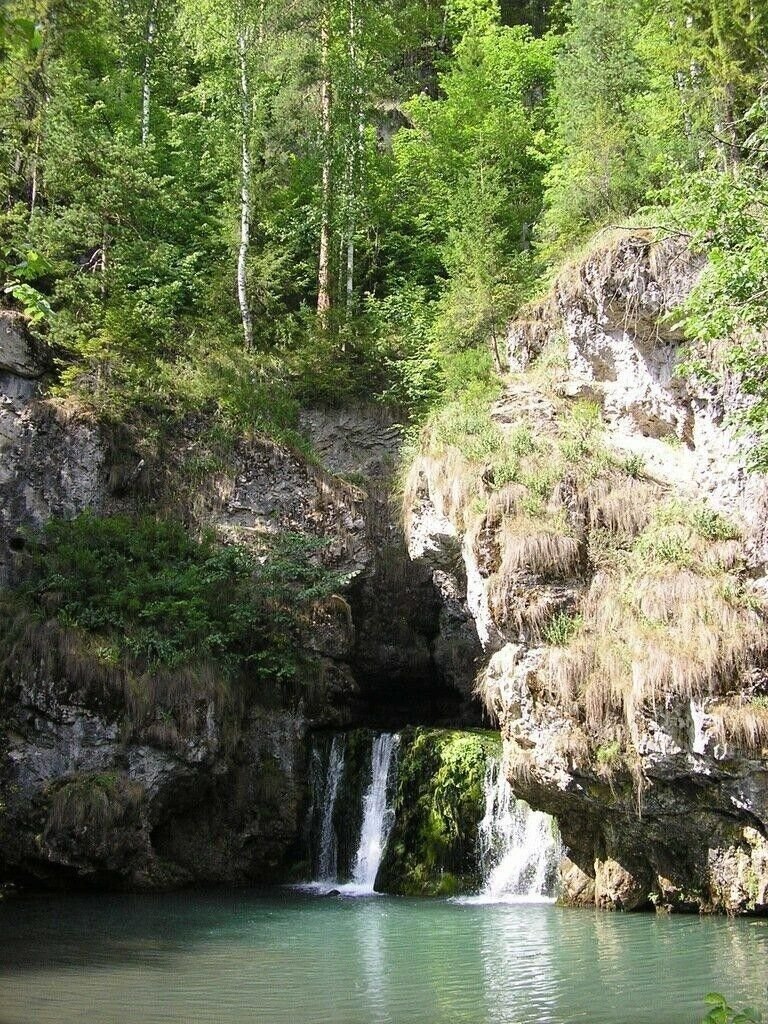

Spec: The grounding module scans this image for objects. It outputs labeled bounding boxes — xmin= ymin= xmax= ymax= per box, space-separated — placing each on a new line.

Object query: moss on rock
xmin=376 ymin=727 xmax=500 ymax=896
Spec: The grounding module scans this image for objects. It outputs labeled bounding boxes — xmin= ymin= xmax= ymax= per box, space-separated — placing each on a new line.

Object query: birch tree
xmin=316 ymin=0 xmax=333 ymax=324
xmin=141 ymin=0 xmax=159 ymax=145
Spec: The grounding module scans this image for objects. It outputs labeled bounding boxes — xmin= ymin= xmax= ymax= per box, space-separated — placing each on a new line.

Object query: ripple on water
xmin=0 ymin=891 xmax=766 ymax=1024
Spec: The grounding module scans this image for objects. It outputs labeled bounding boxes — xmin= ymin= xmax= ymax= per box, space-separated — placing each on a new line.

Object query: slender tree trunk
xmin=317 ymin=1 xmax=333 ymax=324
xmin=141 ymin=0 xmax=158 ymax=146
xmin=709 ymin=0 xmax=740 ymax=171
xmin=344 ymin=0 xmax=362 ymax=316
xmin=237 ymin=26 xmax=254 ymax=349
xmin=29 ymin=131 xmax=40 ymax=214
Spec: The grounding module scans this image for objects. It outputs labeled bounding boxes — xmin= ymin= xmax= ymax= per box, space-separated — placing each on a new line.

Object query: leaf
xmin=702 ymin=1010 xmax=730 ymax=1024
xmin=733 ymin=1010 xmax=763 ymax=1024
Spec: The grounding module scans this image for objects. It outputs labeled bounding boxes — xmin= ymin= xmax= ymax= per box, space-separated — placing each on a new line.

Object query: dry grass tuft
xmin=46 ymin=772 xmax=144 ymax=836
xmin=506 ymin=744 xmax=534 ymax=786
xmin=542 ymin=563 xmax=768 ymax=741
xmin=710 ymin=702 xmax=768 ymax=756
xmin=587 ymin=477 xmax=663 ymax=540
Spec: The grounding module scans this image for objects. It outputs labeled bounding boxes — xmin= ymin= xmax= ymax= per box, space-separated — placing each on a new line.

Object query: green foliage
xmin=671 ymin=157 xmax=768 ymax=470
xmin=20 ymin=513 xmax=343 ymax=682
xmin=1 ymin=0 xmax=766 ymax=466
xmin=595 ymin=740 xmax=621 ymax=767
xmin=701 ymin=993 xmax=763 ymax=1024
xmin=619 ymin=453 xmax=645 ymax=479
xmin=542 ymin=611 xmax=582 ymax=646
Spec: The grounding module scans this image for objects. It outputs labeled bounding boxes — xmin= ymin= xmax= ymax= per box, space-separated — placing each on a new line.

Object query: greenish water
xmin=0 ymin=890 xmax=766 ymax=1024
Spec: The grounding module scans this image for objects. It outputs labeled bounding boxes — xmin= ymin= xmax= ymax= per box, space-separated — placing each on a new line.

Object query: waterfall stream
xmin=306 ymin=732 xmax=398 ymax=895
xmin=316 ymin=734 xmax=345 ymax=883
xmin=473 ymin=758 xmax=561 ymax=903
xmin=347 ymin=733 xmax=399 ymax=893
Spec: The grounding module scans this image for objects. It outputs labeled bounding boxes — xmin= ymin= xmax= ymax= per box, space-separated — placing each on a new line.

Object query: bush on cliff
xmin=12 ymin=512 xmax=343 ymax=684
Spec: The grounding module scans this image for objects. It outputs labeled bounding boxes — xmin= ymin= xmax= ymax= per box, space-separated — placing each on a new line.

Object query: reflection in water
xmin=356 ymin=899 xmax=388 ymax=1021
xmin=0 ymin=891 xmax=766 ymax=1024
xmin=480 ymin=905 xmax=558 ymax=1024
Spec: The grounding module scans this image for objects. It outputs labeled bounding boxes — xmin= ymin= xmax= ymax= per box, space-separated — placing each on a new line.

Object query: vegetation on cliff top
xmin=2 ymin=0 xmax=765 ymax=446
xmin=1 ymin=0 xmax=767 ymax=791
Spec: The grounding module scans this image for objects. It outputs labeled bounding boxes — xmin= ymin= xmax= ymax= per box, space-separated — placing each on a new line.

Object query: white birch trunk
xmin=141 ymin=0 xmax=158 ymax=146
xmin=317 ymin=3 xmax=333 ymax=323
xmin=237 ymin=26 xmax=254 ymax=349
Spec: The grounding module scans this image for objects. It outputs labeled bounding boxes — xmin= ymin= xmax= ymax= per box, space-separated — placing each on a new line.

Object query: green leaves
xmin=22 ymin=513 xmax=345 ymax=683
xmin=702 ymin=993 xmax=763 ymax=1024
xmin=0 ymin=248 xmax=55 ymax=323
xmin=672 ymin=164 xmax=768 ymax=470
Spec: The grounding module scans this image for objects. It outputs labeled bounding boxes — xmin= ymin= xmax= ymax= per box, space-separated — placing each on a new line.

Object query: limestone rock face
xmin=0 ymin=318 xmax=463 ymax=888
xmin=406 ymin=233 xmax=768 ymax=914
xmin=507 ymin=234 xmax=768 ymax=565
xmin=0 ymin=312 xmax=44 ymax=378
xmin=1 ymin=655 xmax=306 ymax=887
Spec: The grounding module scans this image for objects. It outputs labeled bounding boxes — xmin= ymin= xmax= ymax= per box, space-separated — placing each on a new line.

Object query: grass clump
xmin=46 ymin=772 xmax=144 ymax=837
xmin=542 ymin=612 xmax=582 ymax=646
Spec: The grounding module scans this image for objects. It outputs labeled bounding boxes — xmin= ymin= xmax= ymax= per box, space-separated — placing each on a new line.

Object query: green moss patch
xmin=377 ymin=728 xmax=500 ymax=896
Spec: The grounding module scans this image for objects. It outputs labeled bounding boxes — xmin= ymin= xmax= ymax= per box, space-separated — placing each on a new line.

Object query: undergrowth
xmin=0 ymin=513 xmax=348 ymax=742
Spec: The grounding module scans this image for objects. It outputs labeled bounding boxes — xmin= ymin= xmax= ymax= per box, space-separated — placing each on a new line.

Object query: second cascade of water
xmin=475 ymin=757 xmax=562 ymax=903
xmin=346 ymin=732 xmax=399 ymax=894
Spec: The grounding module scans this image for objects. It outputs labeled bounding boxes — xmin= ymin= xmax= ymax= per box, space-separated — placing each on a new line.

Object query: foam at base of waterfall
xmin=475 ymin=758 xmax=562 ymax=903
xmin=451 ymin=892 xmax=557 ymax=906
xmin=289 ymin=882 xmax=386 ymax=898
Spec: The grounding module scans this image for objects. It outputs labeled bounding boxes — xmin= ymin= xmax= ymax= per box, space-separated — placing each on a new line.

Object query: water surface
xmin=0 ymin=889 xmax=766 ymax=1024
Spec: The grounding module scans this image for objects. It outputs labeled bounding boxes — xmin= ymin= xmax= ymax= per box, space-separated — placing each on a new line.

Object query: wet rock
xmin=595 ymin=858 xmax=651 ymax=911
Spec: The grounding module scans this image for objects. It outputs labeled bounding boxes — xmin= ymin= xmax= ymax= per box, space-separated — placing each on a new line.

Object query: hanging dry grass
xmin=402 ymin=452 xmax=483 ymax=533
xmin=0 ymin=602 xmax=233 ymax=748
xmin=46 ymin=772 xmax=144 ymax=837
xmin=710 ymin=702 xmax=768 ymax=756
xmin=587 ymin=477 xmax=663 ymax=539
xmin=485 ymin=483 xmax=529 ymax=527
xmin=541 ymin=561 xmax=768 ymax=742
xmin=497 ymin=526 xmax=581 ymax=580
xmin=506 ymin=744 xmax=534 ymax=786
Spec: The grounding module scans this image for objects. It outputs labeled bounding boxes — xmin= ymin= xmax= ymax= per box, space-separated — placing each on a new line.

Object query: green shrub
xmin=701 ymin=993 xmax=763 ymax=1024
xmin=19 ymin=513 xmax=344 ymax=682
xmin=543 ymin=611 xmax=582 ymax=646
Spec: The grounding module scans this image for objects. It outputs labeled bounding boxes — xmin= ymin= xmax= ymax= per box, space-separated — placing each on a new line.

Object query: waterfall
xmin=347 ymin=733 xmax=399 ymax=893
xmin=475 ymin=758 xmax=561 ymax=902
xmin=316 ymin=734 xmax=345 ymax=883
xmin=304 ymin=732 xmax=398 ymax=895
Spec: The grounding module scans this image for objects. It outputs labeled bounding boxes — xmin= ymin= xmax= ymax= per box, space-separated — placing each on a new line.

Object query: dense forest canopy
xmin=1 ymin=0 xmax=767 ymax=451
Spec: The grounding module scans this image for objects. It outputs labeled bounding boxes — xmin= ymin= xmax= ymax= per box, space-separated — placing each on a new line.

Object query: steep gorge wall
xmin=405 ymin=232 xmax=768 ymax=913
xmin=0 ymin=315 xmax=469 ymax=890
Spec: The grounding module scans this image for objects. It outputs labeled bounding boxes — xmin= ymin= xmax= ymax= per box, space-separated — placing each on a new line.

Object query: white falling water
xmin=317 ymin=734 xmax=346 ymax=883
xmin=344 ymin=732 xmax=399 ymax=895
xmin=475 ymin=758 xmax=561 ymax=903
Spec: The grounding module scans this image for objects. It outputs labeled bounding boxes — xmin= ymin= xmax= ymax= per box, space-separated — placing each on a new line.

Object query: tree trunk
xmin=141 ymin=0 xmax=158 ymax=146
xmin=344 ymin=0 xmax=361 ymax=316
xmin=237 ymin=26 xmax=254 ymax=349
xmin=317 ymin=2 xmax=333 ymax=324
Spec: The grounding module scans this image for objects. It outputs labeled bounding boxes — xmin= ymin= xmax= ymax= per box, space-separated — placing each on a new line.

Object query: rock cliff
xmin=405 ymin=231 xmax=768 ymax=913
xmin=0 ymin=312 xmax=465 ymax=890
